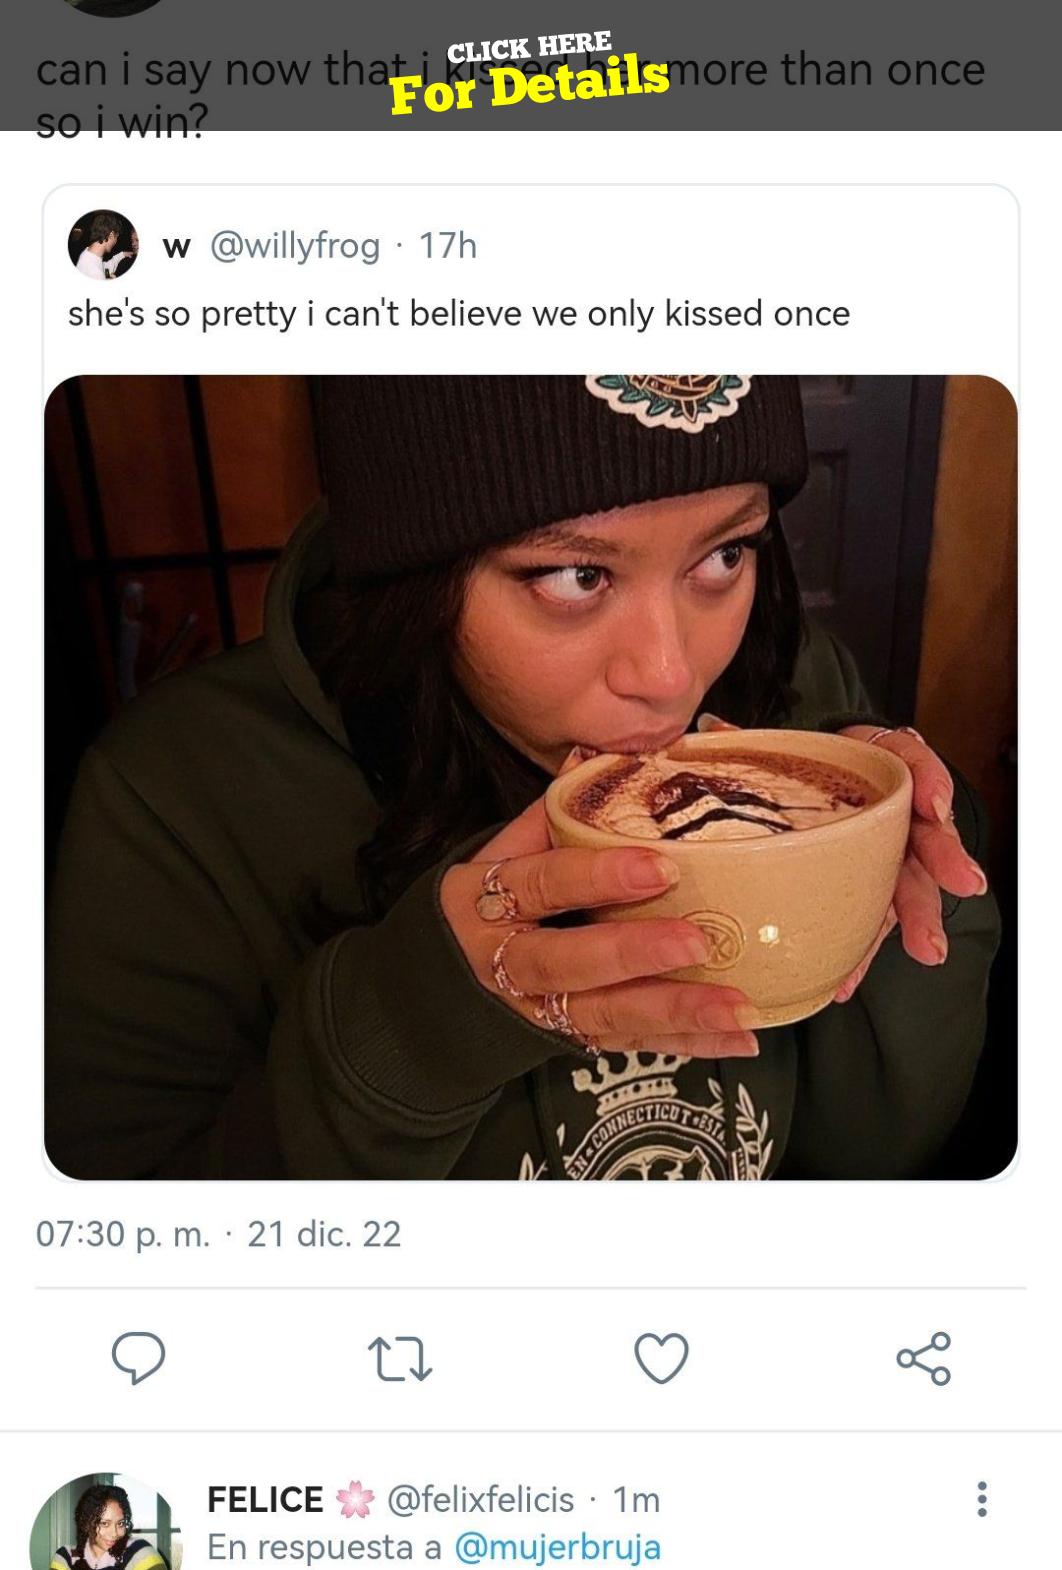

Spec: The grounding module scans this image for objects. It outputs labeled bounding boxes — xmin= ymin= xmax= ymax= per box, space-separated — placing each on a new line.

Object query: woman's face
xmin=454 ymin=482 xmax=769 ymax=774
xmin=90 ymin=1501 xmax=128 ymax=1554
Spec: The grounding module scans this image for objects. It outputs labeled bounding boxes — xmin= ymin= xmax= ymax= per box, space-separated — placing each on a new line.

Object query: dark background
xmin=44 ymin=374 xmax=1017 ymax=1176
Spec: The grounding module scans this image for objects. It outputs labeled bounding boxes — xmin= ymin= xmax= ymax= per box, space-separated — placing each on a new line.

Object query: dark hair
xmin=74 ymin=1486 xmax=132 ymax=1554
xmin=301 ymin=509 xmax=805 ymax=918
xmin=89 ymin=212 xmax=121 ymax=245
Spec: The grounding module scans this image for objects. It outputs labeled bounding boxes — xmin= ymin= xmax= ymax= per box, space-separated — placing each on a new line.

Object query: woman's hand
xmin=833 ymin=726 xmax=989 ymax=1001
xmin=439 ymin=782 xmax=758 ymax=1061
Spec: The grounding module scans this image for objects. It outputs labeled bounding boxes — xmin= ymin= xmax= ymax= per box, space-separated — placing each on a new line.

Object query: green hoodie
xmin=45 ymin=506 xmax=1002 ymax=1181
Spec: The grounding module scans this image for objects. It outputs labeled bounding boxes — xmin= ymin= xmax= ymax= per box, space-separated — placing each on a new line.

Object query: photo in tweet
xmin=44 ymin=373 xmax=1015 ymax=1181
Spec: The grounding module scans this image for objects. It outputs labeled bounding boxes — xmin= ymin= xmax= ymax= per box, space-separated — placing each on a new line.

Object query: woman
xmin=52 ymin=1485 xmax=163 ymax=1570
xmin=45 ymin=375 xmax=1000 ymax=1180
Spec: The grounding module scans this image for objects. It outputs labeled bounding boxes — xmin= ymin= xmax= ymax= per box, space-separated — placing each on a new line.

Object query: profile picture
xmin=68 ymin=210 xmax=139 ymax=281
xmin=30 ymin=1475 xmax=181 ymax=1570
xmin=64 ymin=0 xmax=166 ymax=15
xmin=43 ymin=374 xmax=1015 ymax=1182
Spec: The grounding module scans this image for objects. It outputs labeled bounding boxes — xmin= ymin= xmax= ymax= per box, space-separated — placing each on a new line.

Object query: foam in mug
xmin=571 ymin=750 xmax=881 ymax=842
xmin=545 ymin=730 xmax=912 ymax=1029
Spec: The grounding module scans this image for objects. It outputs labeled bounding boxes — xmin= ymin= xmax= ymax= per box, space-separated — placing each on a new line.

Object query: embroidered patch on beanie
xmin=585 ymin=374 xmax=752 ymax=431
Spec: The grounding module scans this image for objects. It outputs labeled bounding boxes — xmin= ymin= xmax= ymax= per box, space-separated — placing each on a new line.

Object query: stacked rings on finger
xmin=489 ymin=937 xmax=599 ymax=1056
xmin=475 ymin=859 xmax=522 ymax=923
xmin=533 ymin=992 xmax=598 ymax=1054
xmin=485 ymin=896 xmax=601 ymax=1059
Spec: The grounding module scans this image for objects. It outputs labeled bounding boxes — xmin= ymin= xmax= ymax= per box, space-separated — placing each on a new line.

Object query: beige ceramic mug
xmin=545 ymin=729 xmax=912 ymax=1029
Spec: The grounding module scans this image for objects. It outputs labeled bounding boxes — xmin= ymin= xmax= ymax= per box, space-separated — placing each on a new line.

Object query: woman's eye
xmin=532 ymin=565 xmax=608 ymax=603
xmin=692 ymin=537 xmax=753 ymax=586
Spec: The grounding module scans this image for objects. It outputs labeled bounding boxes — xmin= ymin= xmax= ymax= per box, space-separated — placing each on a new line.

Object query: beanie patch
xmin=585 ymin=374 xmax=752 ymax=432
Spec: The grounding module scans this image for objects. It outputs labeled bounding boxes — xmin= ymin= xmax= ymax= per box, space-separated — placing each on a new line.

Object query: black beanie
xmin=320 ymin=375 xmax=808 ymax=581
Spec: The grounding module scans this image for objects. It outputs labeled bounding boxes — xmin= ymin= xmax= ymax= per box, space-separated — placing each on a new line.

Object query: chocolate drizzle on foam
xmin=651 ymin=771 xmax=800 ymax=837
xmin=571 ymin=750 xmax=879 ymax=843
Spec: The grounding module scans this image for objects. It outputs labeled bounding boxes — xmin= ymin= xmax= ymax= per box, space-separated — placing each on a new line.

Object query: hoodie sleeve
xmin=46 ymin=746 xmax=562 ymax=1180
xmin=778 ymin=761 xmax=1003 ymax=1178
xmin=47 ymin=745 xmax=286 ymax=1179
xmin=266 ymin=838 xmax=577 ymax=1179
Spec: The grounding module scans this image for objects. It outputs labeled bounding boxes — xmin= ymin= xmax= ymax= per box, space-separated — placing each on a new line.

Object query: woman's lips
xmin=584 ymin=726 xmax=689 ymax=754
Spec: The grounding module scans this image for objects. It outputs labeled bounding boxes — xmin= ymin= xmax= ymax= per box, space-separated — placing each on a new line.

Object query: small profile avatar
xmin=65 ymin=0 xmax=166 ymax=15
xmin=31 ymin=1478 xmax=180 ymax=1570
xmin=69 ymin=211 xmax=139 ymax=282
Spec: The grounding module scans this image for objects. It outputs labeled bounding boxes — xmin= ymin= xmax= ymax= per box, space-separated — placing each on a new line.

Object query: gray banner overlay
xmin=9 ymin=0 xmax=1060 ymax=133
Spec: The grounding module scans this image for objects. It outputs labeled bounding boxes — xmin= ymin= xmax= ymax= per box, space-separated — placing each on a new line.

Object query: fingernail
xmin=834 ymin=981 xmax=853 ymax=1004
xmin=696 ymin=712 xmax=737 ymax=732
xmin=560 ymin=744 xmax=597 ymax=774
xmin=624 ymin=854 xmax=681 ymax=892
xmin=731 ymin=1031 xmax=760 ymax=1056
xmin=701 ymin=1003 xmax=755 ymax=1032
xmin=969 ymin=864 xmax=988 ymax=895
xmin=931 ymin=793 xmax=953 ymax=824
xmin=930 ymin=932 xmax=948 ymax=964
xmin=652 ymin=932 xmax=708 ymax=969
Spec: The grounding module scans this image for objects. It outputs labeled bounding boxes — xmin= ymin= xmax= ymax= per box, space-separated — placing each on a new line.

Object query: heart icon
xmin=634 ymin=1332 xmax=689 ymax=1385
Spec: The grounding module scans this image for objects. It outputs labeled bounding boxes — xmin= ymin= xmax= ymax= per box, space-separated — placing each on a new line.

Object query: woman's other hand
xmin=833 ymin=726 xmax=989 ymax=1002
xmin=439 ymin=750 xmax=758 ymax=1060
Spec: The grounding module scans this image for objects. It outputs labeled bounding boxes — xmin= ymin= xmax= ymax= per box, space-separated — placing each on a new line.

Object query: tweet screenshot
xmin=1 ymin=0 xmax=1055 ymax=1563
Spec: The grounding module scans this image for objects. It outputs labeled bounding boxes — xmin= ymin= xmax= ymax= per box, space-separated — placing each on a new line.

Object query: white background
xmin=3 ymin=127 xmax=1056 ymax=1556
xmin=42 ymin=183 xmax=1015 ymax=382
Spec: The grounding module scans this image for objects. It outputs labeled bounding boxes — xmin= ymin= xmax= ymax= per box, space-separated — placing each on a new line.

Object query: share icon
xmin=896 ymin=1330 xmax=952 ymax=1386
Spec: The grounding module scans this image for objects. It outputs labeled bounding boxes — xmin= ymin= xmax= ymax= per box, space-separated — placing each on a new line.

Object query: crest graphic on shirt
xmin=518 ymin=1052 xmax=772 ymax=1182
xmin=585 ymin=374 xmax=752 ymax=432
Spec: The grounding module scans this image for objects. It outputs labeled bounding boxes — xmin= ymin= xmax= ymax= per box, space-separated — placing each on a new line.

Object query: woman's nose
xmin=605 ymin=600 xmax=696 ymax=705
